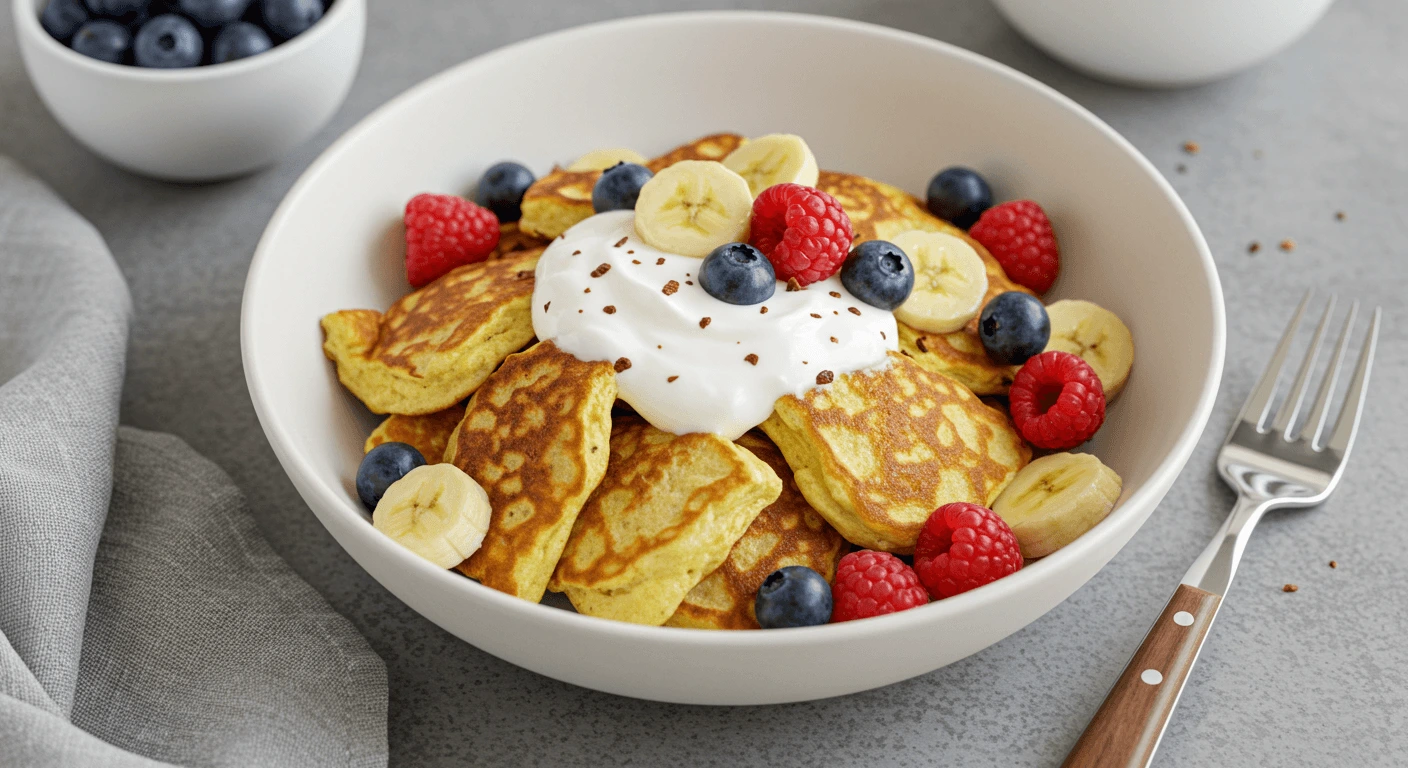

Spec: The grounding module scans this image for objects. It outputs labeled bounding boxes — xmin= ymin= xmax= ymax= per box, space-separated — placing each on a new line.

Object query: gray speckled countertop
xmin=3 ymin=1 xmax=1405 ymax=765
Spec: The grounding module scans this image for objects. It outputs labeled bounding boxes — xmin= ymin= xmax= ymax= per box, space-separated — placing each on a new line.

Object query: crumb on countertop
xmin=1283 ymin=584 xmax=1299 ymax=593
xmin=1248 ymin=241 xmax=1261 ymax=254
xmin=1335 ymin=211 xmax=1346 ymax=221
xmin=1279 ymin=239 xmax=1296 ymax=252
xmin=1182 ymin=141 xmax=1200 ymax=154
xmin=1329 ymin=560 xmax=1338 ymax=569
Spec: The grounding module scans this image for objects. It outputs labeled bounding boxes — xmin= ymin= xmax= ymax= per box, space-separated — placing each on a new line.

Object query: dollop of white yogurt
xmin=531 ymin=211 xmax=897 ymax=439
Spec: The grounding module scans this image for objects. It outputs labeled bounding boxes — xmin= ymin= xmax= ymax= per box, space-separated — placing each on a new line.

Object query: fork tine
xmin=1326 ymin=307 xmax=1380 ymax=454
xmin=1305 ymin=302 xmax=1358 ymax=448
xmin=1272 ymin=295 xmax=1336 ymax=438
xmin=1238 ymin=291 xmax=1310 ymax=430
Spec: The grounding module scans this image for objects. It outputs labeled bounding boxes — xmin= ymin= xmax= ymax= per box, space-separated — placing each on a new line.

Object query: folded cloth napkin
xmin=0 ymin=157 xmax=387 ymax=767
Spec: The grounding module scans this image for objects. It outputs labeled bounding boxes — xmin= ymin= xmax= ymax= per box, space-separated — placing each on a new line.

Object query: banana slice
xmin=891 ymin=230 xmax=989 ymax=333
xmin=567 ymin=148 xmax=648 ymax=172
xmin=992 ymin=452 xmax=1122 ymax=559
xmin=633 ymin=160 xmax=753 ymax=258
xmin=722 ymin=134 xmax=820 ymax=196
xmin=372 ymin=464 xmax=492 ymax=568
xmin=1045 ymin=299 xmax=1135 ymax=398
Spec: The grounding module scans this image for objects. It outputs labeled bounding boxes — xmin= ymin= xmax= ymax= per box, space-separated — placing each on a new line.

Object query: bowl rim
xmin=241 ymin=10 xmax=1226 ymax=648
xmin=13 ymin=0 xmax=361 ymax=80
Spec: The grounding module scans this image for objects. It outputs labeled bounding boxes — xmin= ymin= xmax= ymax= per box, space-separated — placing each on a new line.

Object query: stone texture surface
xmin=2 ymin=1 xmax=1405 ymax=765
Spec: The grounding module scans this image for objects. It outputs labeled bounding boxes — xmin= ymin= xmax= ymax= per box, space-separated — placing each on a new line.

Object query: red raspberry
xmin=830 ymin=550 xmax=929 ymax=622
xmin=1009 ymin=350 xmax=1106 ymax=450
xmin=914 ymin=503 xmax=1023 ymax=599
xmin=748 ymin=183 xmax=853 ymax=286
xmin=403 ymin=193 xmax=500 ymax=287
xmin=968 ymin=200 xmax=1060 ymax=294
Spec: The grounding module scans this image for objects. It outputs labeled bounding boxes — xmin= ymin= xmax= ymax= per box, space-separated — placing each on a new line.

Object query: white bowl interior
xmin=242 ymin=12 xmax=1223 ymax=704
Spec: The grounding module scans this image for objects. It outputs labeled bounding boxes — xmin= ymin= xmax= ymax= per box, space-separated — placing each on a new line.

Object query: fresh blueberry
xmin=132 ymin=14 xmax=201 ymax=67
xmin=592 ymin=162 xmax=653 ymax=213
xmin=69 ymin=20 xmax=130 ymax=63
xmin=261 ymin=0 xmax=322 ymax=39
xmin=83 ymin=0 xmax=148 ymax=22
xmin=978 ymin=291 xmax=1051 ymax=365
xmin=840 ymin=239 xmax=914 ymax=310
xmin=356 ymin=442 xmax=426 ymax=511
xmin=755 ymin=566 xmax=833 ymax=629
xmin=212 ymin=21 xmax=271 ymax=63
xmin=177 ymin=0 xmax=251 ymax=27
xmin=699 ymin=243 xmax=776 ymax=306
xmin=926 ymin=167 xmax=993 ymax=230
xmin=41 ymin=0 xmax=89 ymax=42
xmin=475 ymin=161 xmax=535 ymax=223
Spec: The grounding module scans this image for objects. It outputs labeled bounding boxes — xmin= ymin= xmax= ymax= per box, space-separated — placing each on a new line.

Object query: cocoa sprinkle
xmin=613 ymin=237 xmax=628 ymax=247
xmin=830 ymin=337 xmax=838 ymax=344
xmin=787 ymin=277 xmax=803 ymax=292
xmin=915 ymin=336 xmax=928 ymax=353
xmin=816 ymin=370 xmax=834 ymax=385
xmin=572 ymin=250 xmax=581 ymax=256
xmin=667 ymin=375 xmax=678 ymax=383
xmin=829 ymin=291 xmax=841 ymax=298
xmin=744 ymin=353 xmax=758 ymax=365
xmin=516 ymin=270 xmax=533 ymax=280
xmin=591 ymin=263 xmax=611 ymax=277
xmin=848 ymin=307 xmax=862 ymax=316
xmin=760 ymin=306 xmax=769 ymax=314
xmin=603 ymin=305 xmax=616 ymax=314
xmin=656 ymin=258 xmax=666 ymax=265
xmin=699 ymin=317 xmax=711 ymax=329
xmin=613 ymin=357 xmax=631 ymax=372
xmin=662 ymin=280 xmax=679 ymax=295
xmin=543 ymin=302 xmax=551 ymax=312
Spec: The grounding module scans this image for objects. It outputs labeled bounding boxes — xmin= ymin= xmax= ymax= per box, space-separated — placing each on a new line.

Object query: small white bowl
xmin=13 ymin=0 xmax=365 ymax=181
xmin=242 ymin=11 xmax=1225 ymax=704
xmin=991 ymin=0 xmax=1336 ymax=87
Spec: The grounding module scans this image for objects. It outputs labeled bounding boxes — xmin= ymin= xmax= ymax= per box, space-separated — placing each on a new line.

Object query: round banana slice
xmin=567 ymin=148 xmax=648 ymax=172
xmin=1044 ymin=299 xmax=1135 ymax=398
xmin=633 ymin=160 xmax=754 ymax=258
xmin=891 ymin=230 xmax=989 ymax=334
xmin=722 ymin=134 xmax=819 ymax=196
xmin=992 ymin=452 xmax=1122 ymax=559
xmin=372 ymin=464 xmax=492 ymax=568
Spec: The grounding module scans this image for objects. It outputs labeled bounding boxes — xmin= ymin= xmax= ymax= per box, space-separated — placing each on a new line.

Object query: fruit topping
xmin=1009 ymin=350 xmax=1106 ymax=450
xmin=748 ymin=183 xmax=852 ymax=286
xmin=69 ymin=19 xmax=129 ymax=63
xmin=403 ymin=193 xmax=500 ymax=287
xmin=968 ymin=200 xmax=1060 ymax=294
xmin=914 ymin=502 xmax=1023 ymax=599
xmin=830 ymin=550 xmax=929 ymax=622
xmin=991 ymin=453 xmax=1122 ymax=558
xmin=839 ymin=240 xmax=914 ymax=310
xmin=699 ymin=242 xmax=776 ymax=305
xmin=754 ymin=565 xmax=834 ymax=628
xmin=722 ymin=134 xmax=819 ymax=197
xmin=568 ymin=147 xmax=648 ymax=172
xmin=372 ymin=463 xmax=491 ymax=568
xmin=891 ymin=230 xmax=989 ymax=333
xmin=261 ymin=0 xmax=322 ymax=39
xmin=475 ymin=161 xmax=536 ymax=223
xmin=41 ymin=0 xmax=88 ymax=42
xmin=133 ymin=14 xmax=203 ymax=68
xmin=177 ymin=0 xmax=250 ymax=28
xmin=926 ymin=167 xmax=993 ymax=229
xmin=634 ymin=160 xmax=753 ymax=258
xmin=211 ymin=21 xmax=271 ymax=63
xmin=356 ymin=441 xmax=426 ymax=511
xmin=1043 ymin=299 xmax=1135 ymax=398
xmin=978 ymin=291 xmax=1050 ymax=365
xmin=592 ymin=162 xmax=654 ymax=213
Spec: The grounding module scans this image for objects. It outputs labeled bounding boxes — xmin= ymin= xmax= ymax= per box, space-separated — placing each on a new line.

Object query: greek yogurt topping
xmin=531 ymin=211 xmax=897 ymax=439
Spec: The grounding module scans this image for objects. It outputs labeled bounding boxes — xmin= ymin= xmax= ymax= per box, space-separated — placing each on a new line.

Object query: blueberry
xmin=82 ymin=0 xmax=148 ymax=22
xmin=41 ymin=0 xmax=89 ymax=42
xmin=755 ymin=566 xmax=833 ymax=629
xmin=840 ymin=240 xmax=914 ymax=310
xmin=132 ymin=14 xmax=201 ymax=67
xmin=699 ymin=243 xmax=776 ymax=306
xmin=212 ymin=21 xmax=271 ymax=63
xmin=261 ymin=0 xmax=322 ymax=39
xmin=69 ymin=20 xmax=130 ymax=63
xmin=926 ymin=167 xmax=993 ymax=230
xmin=356 ymin=442 xmax=426 ymax=511
xmin=592 ymin=162 xmax=653 ymax=213
xmin=177 ymin=0 xmax=251 ymax=27
xmin=475 ymin=161 xmax=535 ymax=223
xmin=978 ymin=291 xmax=1050 ymax=365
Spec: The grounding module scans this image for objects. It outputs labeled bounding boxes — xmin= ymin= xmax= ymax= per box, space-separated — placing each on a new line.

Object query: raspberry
xmin=403 ymin=193 xmax=500 ymax=287
xmin=968 ymin=200 xmax=1060 ymax=294
xmin=748 ymin=183 xmax=853 ymax=286
xmin=914 ymin=503 xmax=1023 ymax=599
xmin=1009 ymin=350 xmax=1106 ymax=450
xmin=830 ymin=550 xmax=929 ymax=622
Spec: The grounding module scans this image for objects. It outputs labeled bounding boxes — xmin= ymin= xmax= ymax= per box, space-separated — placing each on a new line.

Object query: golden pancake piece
xmin=761 ymin=352 xmax=1030 ymax=553
xmin=816 ymin=171 xmax=1031 ymax=395
xmin=364 ymin=405 xmax=465 ymax=464
xmin=667 ymin=432 xmax=849 ymax=630
xmin=519 ymin=133 xmax=747 ymax=239
xmin=550 ymin=417 xmax=781 ymax=626
xmin=321 ymin=252 xmax=538 ymax=415
xmin=446 ymin=341 xmax=616 ymax=603
xmin=490 ymin=222 xmax=550 ymax=261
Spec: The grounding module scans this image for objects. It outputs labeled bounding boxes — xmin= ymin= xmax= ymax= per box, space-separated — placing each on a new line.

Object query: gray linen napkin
xmin=0 ymin=156 xmax=388 ymax=767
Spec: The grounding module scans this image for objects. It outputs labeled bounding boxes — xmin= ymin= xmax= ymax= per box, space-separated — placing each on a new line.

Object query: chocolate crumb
xmin=667 ymin=375 xmax=679 ymax=383
xmin=657 ymin=345 xmax=662 ymax=349
xmin=516 ymin=270 xmax=533 ymax=280
xmin=830 ymin=336 xmax=838 ymax=344
xmin=829 ymin=291 xmax=841 ymax=298
xmin=1282 ymin=583 xmax=1298 ymax=593
xmin=848 ymin=307 xmax=862 ymax=316
xmin=816 ymin=370 xmax=834 ymax=385
xmin=1279 ymin=239 xmax=1296 ymax=252
xmin=1335 ymin=211 xmax=1346 ymax=221
xmin=810 ymin=313 xmax=822 ymax=319
xmin=802 ymin=361 xmax=808 ymax=364
xmin=699 ymin=317 xmax=711 ymax=329
xmin=662 ymin=280 xmax=679 ymax=295
xmin=614 ymin=357 xmax=632 ymax=372
xmin=603 ymin=305 xmax=616 ymax=314
xmin=881 ymin=331 xmax=886 ymax=340
xmin=760 ymin=306 xmax=769 ymax=314
xmin=787 ymin=277 xmax=803 ymax=292
xmin=1182 ymin=140 xmax=1200 ymax=154
xmin=1176 ymin=163 xmax=1187 ymax=174
xmin=591 ymin=263 xmax=611 ymax=278
xmin=627 ymin=250 xmax=635 ymax=254
xmin=613 ymin=237 xmax=628 ymax=248
xmin=833 ymin=311 xmax=839 ymax=315
xmin=916 ymin=336 xmax=929 ymax=353
xmin=577 ymin=309 xmax=583 ymax=314
xmin=744 ymin=353 xmax=759 ymax=365
xmin=685 ymin=281 xmax=693 ymax=286
xmin=572 ymin=250 xmax=581 ymax=256
xmin=632 ymin=259 xmax=641 ymax=265
xmin=1329 ymin=560 xmax=1338 ymax=568
xmin=656 ymin=257 xmax=665 ymax=265
xmin=1248 ymin=241 xmax=1261 ymax=254
xmin=558 ymin=234 xmax=565 ymax=240
xmin=583 ymin=287 xmax=591 ymax=294
xmin=543 ymin=302 xmax=551 ymax=312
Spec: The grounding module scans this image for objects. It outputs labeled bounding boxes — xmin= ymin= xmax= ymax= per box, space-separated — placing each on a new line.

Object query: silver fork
xmin=1062 ymin=292 xmax=1381 ymax=768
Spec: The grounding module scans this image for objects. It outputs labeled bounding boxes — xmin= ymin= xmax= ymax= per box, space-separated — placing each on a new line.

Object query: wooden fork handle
xmin=1062 ymin=584 xmax=1222 ymax=768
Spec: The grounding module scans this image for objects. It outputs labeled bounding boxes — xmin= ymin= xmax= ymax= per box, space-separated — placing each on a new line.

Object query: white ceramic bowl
xmin=13 ymin=0 xmax=365 ymax=181
xmin=242 ymin=11 xmax=1225 ymax=705
xmin=991 ymin=0 xmax=1336 ymax=87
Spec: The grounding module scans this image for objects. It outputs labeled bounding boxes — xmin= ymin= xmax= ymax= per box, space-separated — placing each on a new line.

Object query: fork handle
xmin=1061 ymin=584 xmax=1222 ymax=768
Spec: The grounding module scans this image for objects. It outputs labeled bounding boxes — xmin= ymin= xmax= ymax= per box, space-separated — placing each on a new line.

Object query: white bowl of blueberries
xmin=14 ymin=0 xmax=364 ymax=181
